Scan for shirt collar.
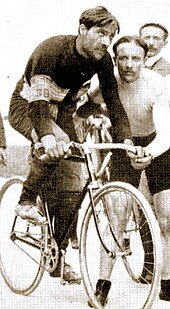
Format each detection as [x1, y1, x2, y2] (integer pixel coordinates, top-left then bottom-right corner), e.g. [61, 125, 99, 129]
[145, 52, 163, 68]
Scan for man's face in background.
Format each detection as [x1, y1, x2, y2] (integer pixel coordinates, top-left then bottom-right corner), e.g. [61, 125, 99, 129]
[140, 26, 167, 58]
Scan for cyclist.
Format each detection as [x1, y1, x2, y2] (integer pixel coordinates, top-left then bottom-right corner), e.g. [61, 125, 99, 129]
[87, 35, 170, 306]
[9, 6, 132, 283]
[0, 111, 7, 166]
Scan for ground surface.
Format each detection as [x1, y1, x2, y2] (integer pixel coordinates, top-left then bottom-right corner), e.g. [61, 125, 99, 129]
[0, 176, 170, 309]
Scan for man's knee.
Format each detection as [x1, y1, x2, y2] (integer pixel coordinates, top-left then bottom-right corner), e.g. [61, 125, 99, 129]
[159, 217, 170, 235]
[154, 190, 170, 235]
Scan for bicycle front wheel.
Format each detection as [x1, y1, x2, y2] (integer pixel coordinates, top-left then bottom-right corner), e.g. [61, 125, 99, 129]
[0, 176, 45, 295]
[79, 181, 162, 309]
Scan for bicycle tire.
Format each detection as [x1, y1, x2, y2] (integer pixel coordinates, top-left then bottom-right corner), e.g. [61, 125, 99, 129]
[79, 181, 162, 309]
[0, 176, 45, 295]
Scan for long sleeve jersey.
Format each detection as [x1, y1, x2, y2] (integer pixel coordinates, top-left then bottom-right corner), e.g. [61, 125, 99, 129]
[22, 35, 131, 142]
[0, 112, 6, 148]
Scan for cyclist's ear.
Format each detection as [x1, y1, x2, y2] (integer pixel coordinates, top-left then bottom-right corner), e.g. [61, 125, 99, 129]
[79, 24, 88, 35]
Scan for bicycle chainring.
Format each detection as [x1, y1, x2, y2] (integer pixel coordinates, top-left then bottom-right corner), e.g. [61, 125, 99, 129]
[41, 237, 59, 273]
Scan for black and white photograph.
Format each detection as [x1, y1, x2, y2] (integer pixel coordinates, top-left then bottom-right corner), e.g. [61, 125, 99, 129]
[0, 1, 170, 308]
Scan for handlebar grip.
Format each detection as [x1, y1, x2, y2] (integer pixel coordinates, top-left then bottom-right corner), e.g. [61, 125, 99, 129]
[38, 142, 73, 163]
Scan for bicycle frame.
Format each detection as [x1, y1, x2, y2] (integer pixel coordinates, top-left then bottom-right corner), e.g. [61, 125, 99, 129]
[36, 137, 136, 260]
[10, 216, 42, 250]
[78, 141, 137, 258]
[0, 122, 161, 305]
[9, 184, 55, 271]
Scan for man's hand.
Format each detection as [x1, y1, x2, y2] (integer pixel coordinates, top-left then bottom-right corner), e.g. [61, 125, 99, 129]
[41, 135, 68, 158]
[0, 148, 7, 166]
[131, 155, 152, 170]
[124, 140, 152, 170]
[129, 146, 152, 170]
[124, 138, 135, 157]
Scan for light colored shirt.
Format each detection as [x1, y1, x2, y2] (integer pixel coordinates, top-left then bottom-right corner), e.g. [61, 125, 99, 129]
[165, 74, 170, 98]
[115, 68, 170, 157]
[89, 68, 170, 158]
[145, 51, 170, 77]
[145, 52, 163, 69]
[115, 68, 166, 136]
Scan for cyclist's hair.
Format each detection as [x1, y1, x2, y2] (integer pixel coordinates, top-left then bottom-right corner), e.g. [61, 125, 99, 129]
[113, 35, 149, 58]
[139, 23, 169, 41]
[79, 6, 120, 34]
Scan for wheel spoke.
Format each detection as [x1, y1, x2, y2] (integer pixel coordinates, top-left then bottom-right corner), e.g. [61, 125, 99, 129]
[80, 182, 162, 309]
[0, 177, 45, 295]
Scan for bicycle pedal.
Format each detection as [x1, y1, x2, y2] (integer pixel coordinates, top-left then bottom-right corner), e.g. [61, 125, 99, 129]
[68, 278, 81, 285]
[60, 278, 81, 285]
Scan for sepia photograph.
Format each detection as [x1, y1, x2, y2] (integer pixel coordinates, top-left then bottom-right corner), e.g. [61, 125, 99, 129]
[0, 1, 170, 308]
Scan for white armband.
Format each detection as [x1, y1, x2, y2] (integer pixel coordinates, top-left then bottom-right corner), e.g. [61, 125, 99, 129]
[20, 75, 69, 103]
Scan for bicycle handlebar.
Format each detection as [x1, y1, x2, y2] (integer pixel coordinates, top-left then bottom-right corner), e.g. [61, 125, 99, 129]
[75, 142, 136, 153]
[38, 141, 136, 163]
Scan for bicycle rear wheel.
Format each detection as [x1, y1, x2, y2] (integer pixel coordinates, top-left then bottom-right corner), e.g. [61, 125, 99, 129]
[0, 176, 45, 295]
[79, 181, 162, 309]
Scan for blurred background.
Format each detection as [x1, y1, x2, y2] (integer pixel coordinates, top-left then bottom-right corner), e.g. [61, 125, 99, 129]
[0, 0, 169, 175]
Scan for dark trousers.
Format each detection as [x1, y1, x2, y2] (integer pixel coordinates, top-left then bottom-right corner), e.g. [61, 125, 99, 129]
[19, 156, 88, 250]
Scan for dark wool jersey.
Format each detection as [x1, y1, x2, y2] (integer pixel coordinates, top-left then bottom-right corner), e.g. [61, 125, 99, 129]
[11, 35, 131, 142]
[0, 113, 6, 148]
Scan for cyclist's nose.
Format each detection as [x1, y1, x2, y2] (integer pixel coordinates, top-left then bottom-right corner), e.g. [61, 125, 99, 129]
[101, 35, 111, 48]
[126, 59, 133, 69]
[148, 37, 155, 46]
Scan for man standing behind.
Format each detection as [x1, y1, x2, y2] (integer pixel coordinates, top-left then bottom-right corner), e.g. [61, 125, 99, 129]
[139, 22, 170, 76]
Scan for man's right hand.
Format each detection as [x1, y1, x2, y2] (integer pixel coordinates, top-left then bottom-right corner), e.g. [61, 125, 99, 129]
[41, 134, 68, 158]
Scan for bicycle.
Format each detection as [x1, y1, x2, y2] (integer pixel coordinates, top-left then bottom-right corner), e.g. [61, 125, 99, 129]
[0, 125, 162, 308]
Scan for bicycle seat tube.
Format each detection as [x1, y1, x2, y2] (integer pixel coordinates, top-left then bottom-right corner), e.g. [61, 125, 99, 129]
[39, 180, 53, 237]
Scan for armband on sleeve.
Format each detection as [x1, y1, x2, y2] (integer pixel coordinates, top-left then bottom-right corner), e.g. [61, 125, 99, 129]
[21, 75, 70, 103]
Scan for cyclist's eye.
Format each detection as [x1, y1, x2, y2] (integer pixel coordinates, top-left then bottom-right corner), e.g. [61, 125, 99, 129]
[153, 36, 161, 41]
[109, 35, 114, 41]
[98, 30, 105, 36]
[132, 57, 141, 62]
[119, 56, 127, 61]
